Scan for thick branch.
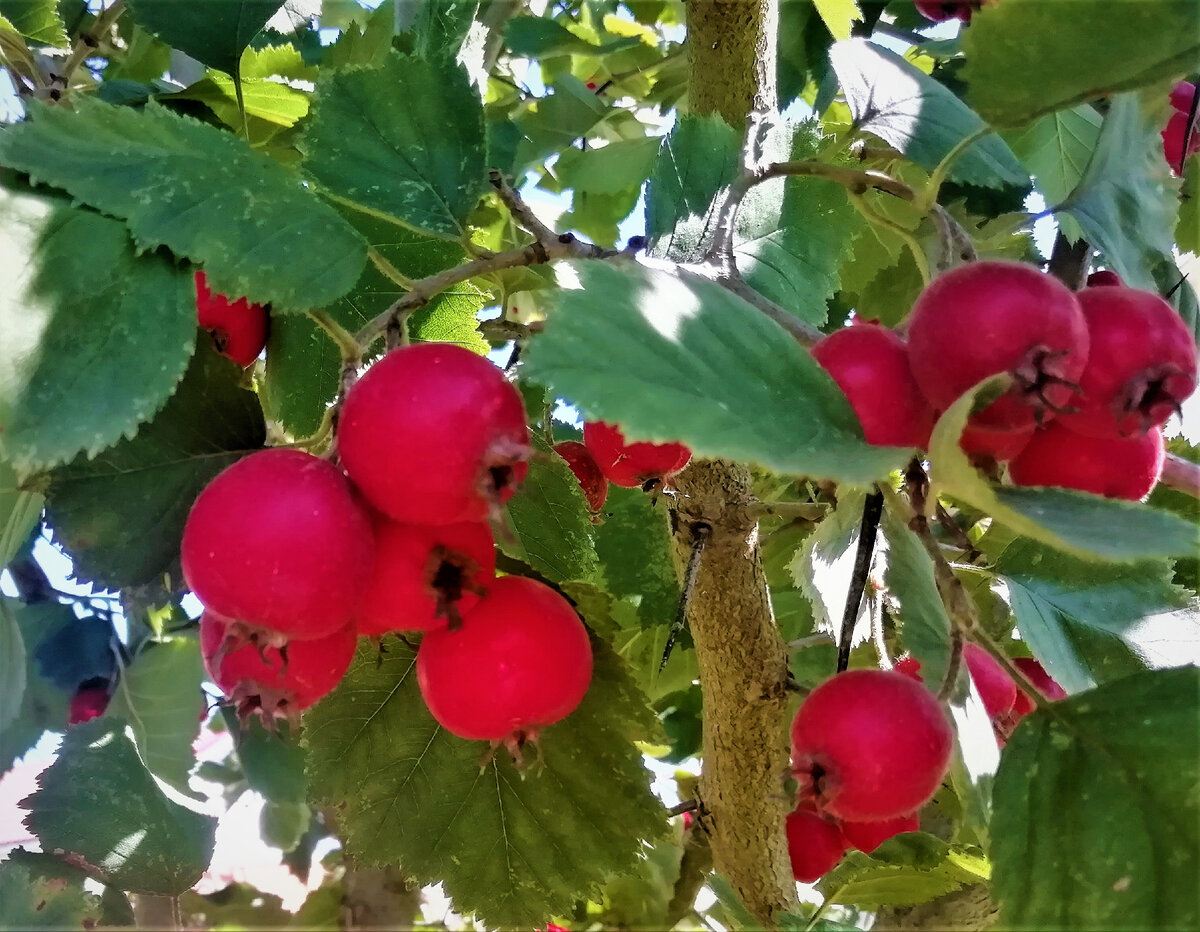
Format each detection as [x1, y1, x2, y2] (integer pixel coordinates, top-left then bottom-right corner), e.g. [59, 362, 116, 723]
[1160, 452, 1200, 498]
[50, 0, 126, 97]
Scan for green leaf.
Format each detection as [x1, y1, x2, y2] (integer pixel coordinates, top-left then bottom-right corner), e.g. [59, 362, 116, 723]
[181, 883, 290, 930]
[1177, 162, 1199, 255]
[0, 458, 42, 568]
[829, 38, 1029, 189]
[962, 0, 1200, 127]
[1002, 105, 1102, 237]
[813, 0, 860, 40]
[0, 183, 195, 474]
[593, 485, 680, 629]
[523, 261, 908, 484]
[0, 0, 66, 46]
[1146, 435, 1200, 588]
[230, 714, 306, 805]
[45, 342, 266, 590]
[0, 598, 26, 733]
[505, 15, 637, 57]
[4, 850, 134, 928]
[790, 489, 869, 647]
[0, 861, 100, 929]
[126, 0, 285, 75]
[992, 668, 1199, 930]
[817, 834, 989, 908]
[21, 717, 217, 895]
[879, 507, 952, 687]
[165, 73, 311, 142]
[300, 50, 487, 239]
[554, 136, 662, 196]
[514, 75, 612, 171]
[304, 636, 664, 929]
[0, 97, 367, 312]
[0, 601, 69, 774]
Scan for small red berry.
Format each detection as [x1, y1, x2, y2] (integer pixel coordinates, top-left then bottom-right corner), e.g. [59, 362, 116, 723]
[553, 440, 609, 512]
[194, 271, 269, 367]
[893, 656, 923, 681]
[582, 421, 691, 489]
[914, 0, 979, 22]
[811, 324, 935, 449]
[1170, 80, 1197, 115]
[786, 806, 848, 882]
[959, 422, 1035, 465]
[338, 344, 531, 525]
[1011, 656, 1068, 718]
[1162, 110, 1200, 175]
[1009, 423, 1165, 500]
[962, 643, 1016, 720]
[1085, 270, 1122, 288]
[839, 813, 920, 854]
[68, 685, 109, 725]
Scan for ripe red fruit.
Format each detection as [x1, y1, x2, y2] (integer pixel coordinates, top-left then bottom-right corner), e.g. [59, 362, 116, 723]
[194, 271, 269, 368]
[1010, 423, 1165, 500]
[893, 656, 923, 681]
[182, 449, 374, 641]
[839, 813, 920, 854]
[1171, 80, 1197, 115]
[553, 440, 609, 512]
[906, 262, 1089, 432]
[68, 685, 109, 725]
[338, 344, 531, 525]
[582, 421, 691, 489]
[1085, 270, 1122, 288]
[1162, 110, 1200, 175]
[1058, 286, 1198, 438]
[1011, 656, 1068, 718]
[959, 422, 1035, 464]
[200, 612, 357, 721]
[791, 670, 953, 822]
[914, 0, 979, 22]
[416, 576, 593, 744]
[962, 643, 1016, 719]
[785, 806, 848, 883]
[356, 517, 495, 635]
[811, 324, 935, 449]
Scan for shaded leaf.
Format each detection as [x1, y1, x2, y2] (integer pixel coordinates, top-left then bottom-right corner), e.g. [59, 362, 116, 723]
[818, 833, 989, 908]
[879, 507, 952, 688]
[126, 0, 285, 75]
[593, 485, 679, 629]
[0, 460, 44, 568]
[0, 861, 100, 929]
[0, 0, 66, 46]
[0, 597, 26, 733]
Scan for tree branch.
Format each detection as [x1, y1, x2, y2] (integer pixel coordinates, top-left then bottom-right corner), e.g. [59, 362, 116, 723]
[836, 491, 883, 673]
[1160, 452, 1200, 498]
[50, 0, 126, 97]
[1046, 232, 1091, 290]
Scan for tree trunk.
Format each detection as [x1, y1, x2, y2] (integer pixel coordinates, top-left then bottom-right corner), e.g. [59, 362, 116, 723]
[340, 861, 420, 930]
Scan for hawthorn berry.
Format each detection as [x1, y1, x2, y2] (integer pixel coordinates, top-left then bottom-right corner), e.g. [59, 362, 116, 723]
[582, 421, 691, 489]
[958, 422, 1035, 465]
[68, 684, 110, 725]
[906, 261, 1089, 432]
[791, 670, 953, 822]
[1170, 80, 1197, 115]
[1057, 285, 1198, 438]
[1085, 270, 1122, 288]
[338, 344, 531, 525]
[194, 271, 269, 368]
[181, 449, 374, 641]
[914, 0, 980, 23]
[962, 643, 1017, 720]
[416, 576, 593, 746]
[839, 813, 920, 855]
[893, 656, 922, 681]
[356, 516, 495, 635]
[1009, 423, 1165, 501]
[811, 323, 935, 449]
[1162, 111, 1200, 175]
[785, 806, 848, 883]
[553, 440, 609, 512]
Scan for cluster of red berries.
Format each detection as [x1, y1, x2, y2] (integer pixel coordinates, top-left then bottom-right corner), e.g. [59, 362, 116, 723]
[194, 271, 269, 367]
[67, 682, 110, 726]
[183, 343, 596, 750]
[812, 260, 1197, 501]
[914, 0, 990, 25]
[553, 421, 692, 514]
[1163, 80, 1199, 176]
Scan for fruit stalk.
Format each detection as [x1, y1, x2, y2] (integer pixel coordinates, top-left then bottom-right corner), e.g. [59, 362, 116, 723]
[836, 490, 884, 673]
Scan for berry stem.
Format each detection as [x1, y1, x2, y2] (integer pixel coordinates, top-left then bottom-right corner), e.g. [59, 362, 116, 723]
[920, 125, 992, 213]
[937, 626, 964, 701]
[48, 0, 126, 98]
[836, 490, 884, 673]
[367, 247, 415, 288]
[307, 310, 361, 365]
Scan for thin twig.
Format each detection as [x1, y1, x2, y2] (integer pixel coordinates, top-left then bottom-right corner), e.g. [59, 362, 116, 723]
[836, 491, 884, 672]
[871, 596, 892, 670]
[50, 0, 126, 97]
[1161, 453, 1200, 498]
[787, 632, 832, 651]
[659, 522, 712, 671]
[935, 503, 982, 563]
[667, 799, 699, 817]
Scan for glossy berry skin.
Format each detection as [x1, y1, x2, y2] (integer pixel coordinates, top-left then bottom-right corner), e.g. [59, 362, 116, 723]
[785, 806, 848, 883]
[1162, 111, 1200, 175]
[1010, 423, 1164, 501]
[812, 324, 935, 449]
[1085, 270, 1122, 288]
[963, 643, 1017, 719]
[417, 576, 593, 742]
[68, 686, 109, 725]
[791, 670, 953, 822]
[959, 422, 1035, 464]
[914, 0, 978, 22]
[194, 271, 268, 367]
[356, 517, 495, 635]
[553, 440, 609, 512]
[1058, 286, 1198, 438]
[182, 449, 374, 640]
[338, 344, 531, 525]
[907, 262, 1089, 432]
[893, 656, 922, 682]
[583, 421, 691, 489]
[1171, 81, 1197, 115]
[1011, 657, 1068, 718]
[840, 813, 920, 855]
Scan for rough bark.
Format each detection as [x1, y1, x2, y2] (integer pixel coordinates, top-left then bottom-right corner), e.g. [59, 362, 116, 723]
[340, 861, 420, 930]
[686, 0, 778, 124]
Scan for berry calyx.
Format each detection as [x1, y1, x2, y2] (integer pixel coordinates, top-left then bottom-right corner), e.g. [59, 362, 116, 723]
[68, 683, 110, 725]
[959, 422, 1035, 465]
[1085, 270, 1122, 288]
[356, 517, 495, 635]
[416, 576, 593, 746]
[839, 813, 920, 855]
[811, 323, 936, 449]
[582, 421, 691, 489]
[338, 344, 531, 525]
[906, 261, 1089, 432]
[182, 449, 374, 640]
[1010, 422, 1164, 501]
[194, 271, 269, 368]
[963, 643, 1017, 720]
[553, 440, 609, 512]
[785, 806, 848, 883]
[791, 670, 953, 822]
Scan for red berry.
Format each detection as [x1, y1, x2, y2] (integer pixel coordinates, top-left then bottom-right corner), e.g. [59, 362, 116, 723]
[356, 516, 495, 635]
[200, 612, 357, 721]
[416, 576, 593, 743]
[1171, 81, 1197, 114]
[839, 813, 920, 854]
[1085, 270, 1122, 288]
[791, 670, 953, 822]
[182, 449, 374, 640]
[811, 324, 935, 449]
[1058, 286, 1198, 438]
[553, 440, 609, 512]
[907, 262, 1089, 432]
[68, 685, 109, 725]
[962, 643, 1016, 720]
[1011, 657, 1068, 719]
[1162, 110, 1200, 175]
[893, 656, 923, 681]
[338, 344, 530, 525]
[1010, 423, 1165, 500]
[914, 0, 979, 22]
[786, 806, 848, 882]
[194, 271, 269, 368]
[959, 422, 1035, 464]
[582, 421, 691, 489]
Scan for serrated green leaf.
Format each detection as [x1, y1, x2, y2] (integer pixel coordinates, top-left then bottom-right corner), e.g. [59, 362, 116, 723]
[0, 183, 195, 474]
[0, 601, 69, 774]
[0, 861, 100, 929]
[829, 38, 1029, 189]
[0, 458, 42, 569]
[180, 882, 290, 930]
[790, 489, 869, 647]
[879, 507, 952, 687]
[166, 73, 310, 142]
[593, 485, 679, 629]
[514, 75, 611, 170]
[230, 714, 306, 805]
[962, 0, 1200, 127]
[21, 717, 217, 895]
[304, 636, 664, 928]
[4, 849, 134, 928]
[554, 136, 661, 196]
[0, 0, 66, 46]
[0, 598, 26, 734]
[239, 42, 317, 81]
[300, 51, 486, 239]
[1002, 105, 1102, 220]
[600, 830, 683, 930]
[1146, 434, 1200, 589]
[0, 97, 366, 312]
[44, 342, 266, 590]
[818, 834, 988, 908]
[992, 668, 1199, 929]
[523, 261, 908, 484]
[126, 0, 285, 75]
[813, 0, 860, 41]
[505, 15, 637, 57]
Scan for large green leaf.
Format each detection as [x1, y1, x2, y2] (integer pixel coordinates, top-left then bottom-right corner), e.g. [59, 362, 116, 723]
[962, 0, 1200, 127]
[126, 0, 285, 75]
[21, 717, 217, 895]
[992, 668, 1199, 929]
[300, 51, 486, 240]
[513, 75, 612, 171]
[879, 507, 952, 688]
[0, 97, 366, 311]
[829, 38, 1028, 189]
[45, 343, 266, 590]
[817, 833, 989, 908]
[0, 458, 42, 569]
[0, 183, 195, 474]
[304, 636, 664, 929]
[0, 0, 66, 46]
[3, 850, 134, 929]
[0, 861, 100, 929]
[592, 485, 679, 629]
[0, 597, 26, 733]
[0, 600, 69, 774]
[523, 261, 908, 484]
